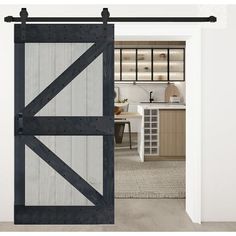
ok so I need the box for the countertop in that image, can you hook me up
[138,103,186,110]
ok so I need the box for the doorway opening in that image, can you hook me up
[114,25,202,223]
[114,40,186,200]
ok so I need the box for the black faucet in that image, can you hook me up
[149,91,154,103]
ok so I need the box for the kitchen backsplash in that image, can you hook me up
[115,82,186,104]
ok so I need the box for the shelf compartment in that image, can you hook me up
[151,123,158,128]
[169,72,184,81]
[153,73,168,81]
[170,61,184,73]
[152,135,158,140]
[151,148,158,154]
[151,141,158,145]
[144,148,150,154]
[144,141,151,147]
[153,49,168,61]
[151,129,158,134]
[144,129,151,134]
[169,49,184,61]
[151,110,158,115]
[151,117,158,122]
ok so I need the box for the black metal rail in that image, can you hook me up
[4,8,217,23]
[5,16,217,23]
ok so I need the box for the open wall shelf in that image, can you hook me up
[115,47,185,82]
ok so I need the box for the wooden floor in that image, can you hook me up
[1,199,236,232]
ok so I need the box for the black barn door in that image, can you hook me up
[14,24,114,224]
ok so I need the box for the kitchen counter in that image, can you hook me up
[137,103,186,162]
[138,103,186,110]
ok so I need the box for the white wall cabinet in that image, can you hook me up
[115,48,185,82]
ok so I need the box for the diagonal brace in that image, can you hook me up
[23,41,107,116]
[23,135,106,206]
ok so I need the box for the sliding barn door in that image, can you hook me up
[14,24,114,224]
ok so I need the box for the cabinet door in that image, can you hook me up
[169,49,185,81]
[153,49,168,81]
[159,110,185,157]
[137,49,151,81]
[121,49,136,81]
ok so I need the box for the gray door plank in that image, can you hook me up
[25,43,40,205]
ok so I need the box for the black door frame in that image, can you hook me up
[14,18,114,224]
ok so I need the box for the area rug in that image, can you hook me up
[115,135,185,199]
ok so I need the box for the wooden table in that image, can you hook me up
[114,112,142,144]
[115,112,142,119]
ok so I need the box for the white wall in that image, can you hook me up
[0,4,236,223]
[201,6,236,221]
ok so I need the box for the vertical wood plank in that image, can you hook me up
[55,43,72,205]
[25,43,40,205]
[87,136,103,195]
[87,46,103,201]
[87,44,103,117]
[38,43,56,205]
[71,43,88,205]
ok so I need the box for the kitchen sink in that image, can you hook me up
[140,101,184,105]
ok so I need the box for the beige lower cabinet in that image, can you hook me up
[159,109,185,159]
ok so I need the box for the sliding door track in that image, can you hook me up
[5,8,217,23]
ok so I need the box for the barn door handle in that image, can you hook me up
[17,113,23,134]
